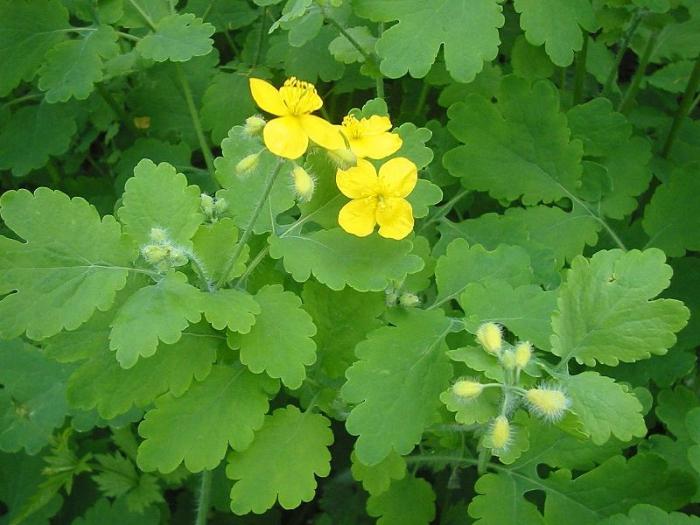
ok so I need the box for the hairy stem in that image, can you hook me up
[194,470,212,525]
[661,56,700,158]
[218,159,284,288]
[175,64,216,183]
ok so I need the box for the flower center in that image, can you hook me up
[342,115,363,139]
[281,77,319,115]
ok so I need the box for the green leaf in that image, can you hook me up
[643,162,700,257]
[0,102,77,177]
[0,0,69,97]
[459,281,557,350]
[71,498,160,525]
[366,476,436,525]
[444,76,583,205]
[92,453,163,512]
[226,405,333,514]
[0,188,131,340]
[354,0,504,82]
[201,289,259,333]
[329,26,377,64]
[392,123,433,169]
[407,180,442,219]
[647,61,694,94]
[601,504,700,525]
[563,372,646,445]
[185,0,258,32]
[114,138,192,192]
[434,239,534,308]
[440,379,500,425]
[68,324,219,419]
[109,272,203,368]
[269,229,423,292]
[342,309,453,465]
[551,249,689,366]
[118,159,204,247]
[511,35,555,80]
[191,218,249,285]
[267,25,344,82]
[137,364,278,473]
[201,71,256,144]
[215,127,295,234]
[38,26,118,102]
[0,340,73,454]
[136,13,214,62]
[351,450,406,496]
[227,285,316,389]
[513,0,597,66]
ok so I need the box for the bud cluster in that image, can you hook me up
[140,227,190,272]
[384,284,421,308]
[200,193,228,222]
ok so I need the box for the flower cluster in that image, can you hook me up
[450,322,571,456]
[248,77,417,240]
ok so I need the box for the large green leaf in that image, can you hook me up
[136,13,214,62]
[366,476,436,525]
[0,188,131,340]
[602,505,700,525]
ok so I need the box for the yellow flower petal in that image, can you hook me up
[365,115,393,133]
[263,116,308,159]
[338,197,377,237]
[299,114,345,151]
[249,78,289,117]
[279,78,323,114]
[376,197,414,240]
[349,133,403,159]
[336,159,379,199]
[378,157,417,198]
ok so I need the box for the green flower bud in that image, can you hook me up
[149,227,168,243]
[236,152,261,176]
[141,244,169,265]
[200,193,215,216]
[245,115,266,135]
[399,292,421,308]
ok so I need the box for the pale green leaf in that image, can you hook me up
[351,450,406,496]
[191,218,248,285]
[136,13,214,62]
[201,289,259,333]
[71,498,160,525]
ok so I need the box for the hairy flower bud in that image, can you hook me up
[476,322,502,354]
[526,386,570,422]
[168,246,189,267]
[452,379,483,399]
[236,152,260,176]
[489,416,511,450]
[148,227,169,243]
[399,292,421,308]
[327,147,357,169]
[514,341,532,369]
[291,165,315,202]
[500,350,516,370]
[141,244,169,265]
[214,196,228,214]
[200,193,215,216]
[244,115,266,135]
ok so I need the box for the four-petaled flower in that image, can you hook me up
[249,77,344,159]
[337,157,417,240]
[339,114,402,159]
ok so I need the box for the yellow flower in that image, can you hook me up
[249,77,344,159]
[336,157,417,240]
[339,114,402,159]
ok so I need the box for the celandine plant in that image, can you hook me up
[0,0,699,524]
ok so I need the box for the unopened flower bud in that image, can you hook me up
[452,379,483,399]
[141,244,169,264]
[514,341,532,369]
[327,147,357,169]
[168,246,189,267]
[489,416,511,450]
[236,152,260,176]
[500,350,516,370]
[525,386,570,422]
[385,289,398,307]
[476,322,502,354]
[291,165,315,202]
[133,116,151,129]
[200,193,215,216]
[214,196,228,214]
[149,227,169,243]
[399,292,420,308]
[244,115,266,135]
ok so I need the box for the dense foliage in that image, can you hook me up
[1,0,699,524]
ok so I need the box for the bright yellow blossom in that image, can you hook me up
[249,77,344,159]
[339,114,402,159]
[336,157,417,240]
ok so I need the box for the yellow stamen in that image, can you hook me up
[280,77,320,115]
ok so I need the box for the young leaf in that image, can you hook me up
[0,188,131,340]
[68,324,219,419]
[551,249,689,366]
[342,309,453,465]
[136,13,214,62]
[354,0,504,82]
[137,364,279,473]
[71,498,160,525]
[0,452,62,524]
[201,71,256,144]
[109,272,203,369]
[351,450,407,496]
[444,75,583,205]
[513,0,597,66]
[366,476,436,525]
[563,372,646,445]
[118,159,204,247]
[201,289,260,333]
[227,405,333,514]
[268,229,424,292]
[192,218,249,285]
[227,285,316,389]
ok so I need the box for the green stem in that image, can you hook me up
[603,10,644,95]
[324,14,373,63]
[127,0,157,30]
[218,160,284,288]
[252,8,267,68]
[417,188,470,234]
[573,35,588,105]
[175,64,216,182]
[0,93,43,109]
[413,81,430,119]
[661,56,700,158]
[618,32,658,114]
[235,246,269,286]
[194,470,212,525]
[375,22,385,99]
[116,30,140,42]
